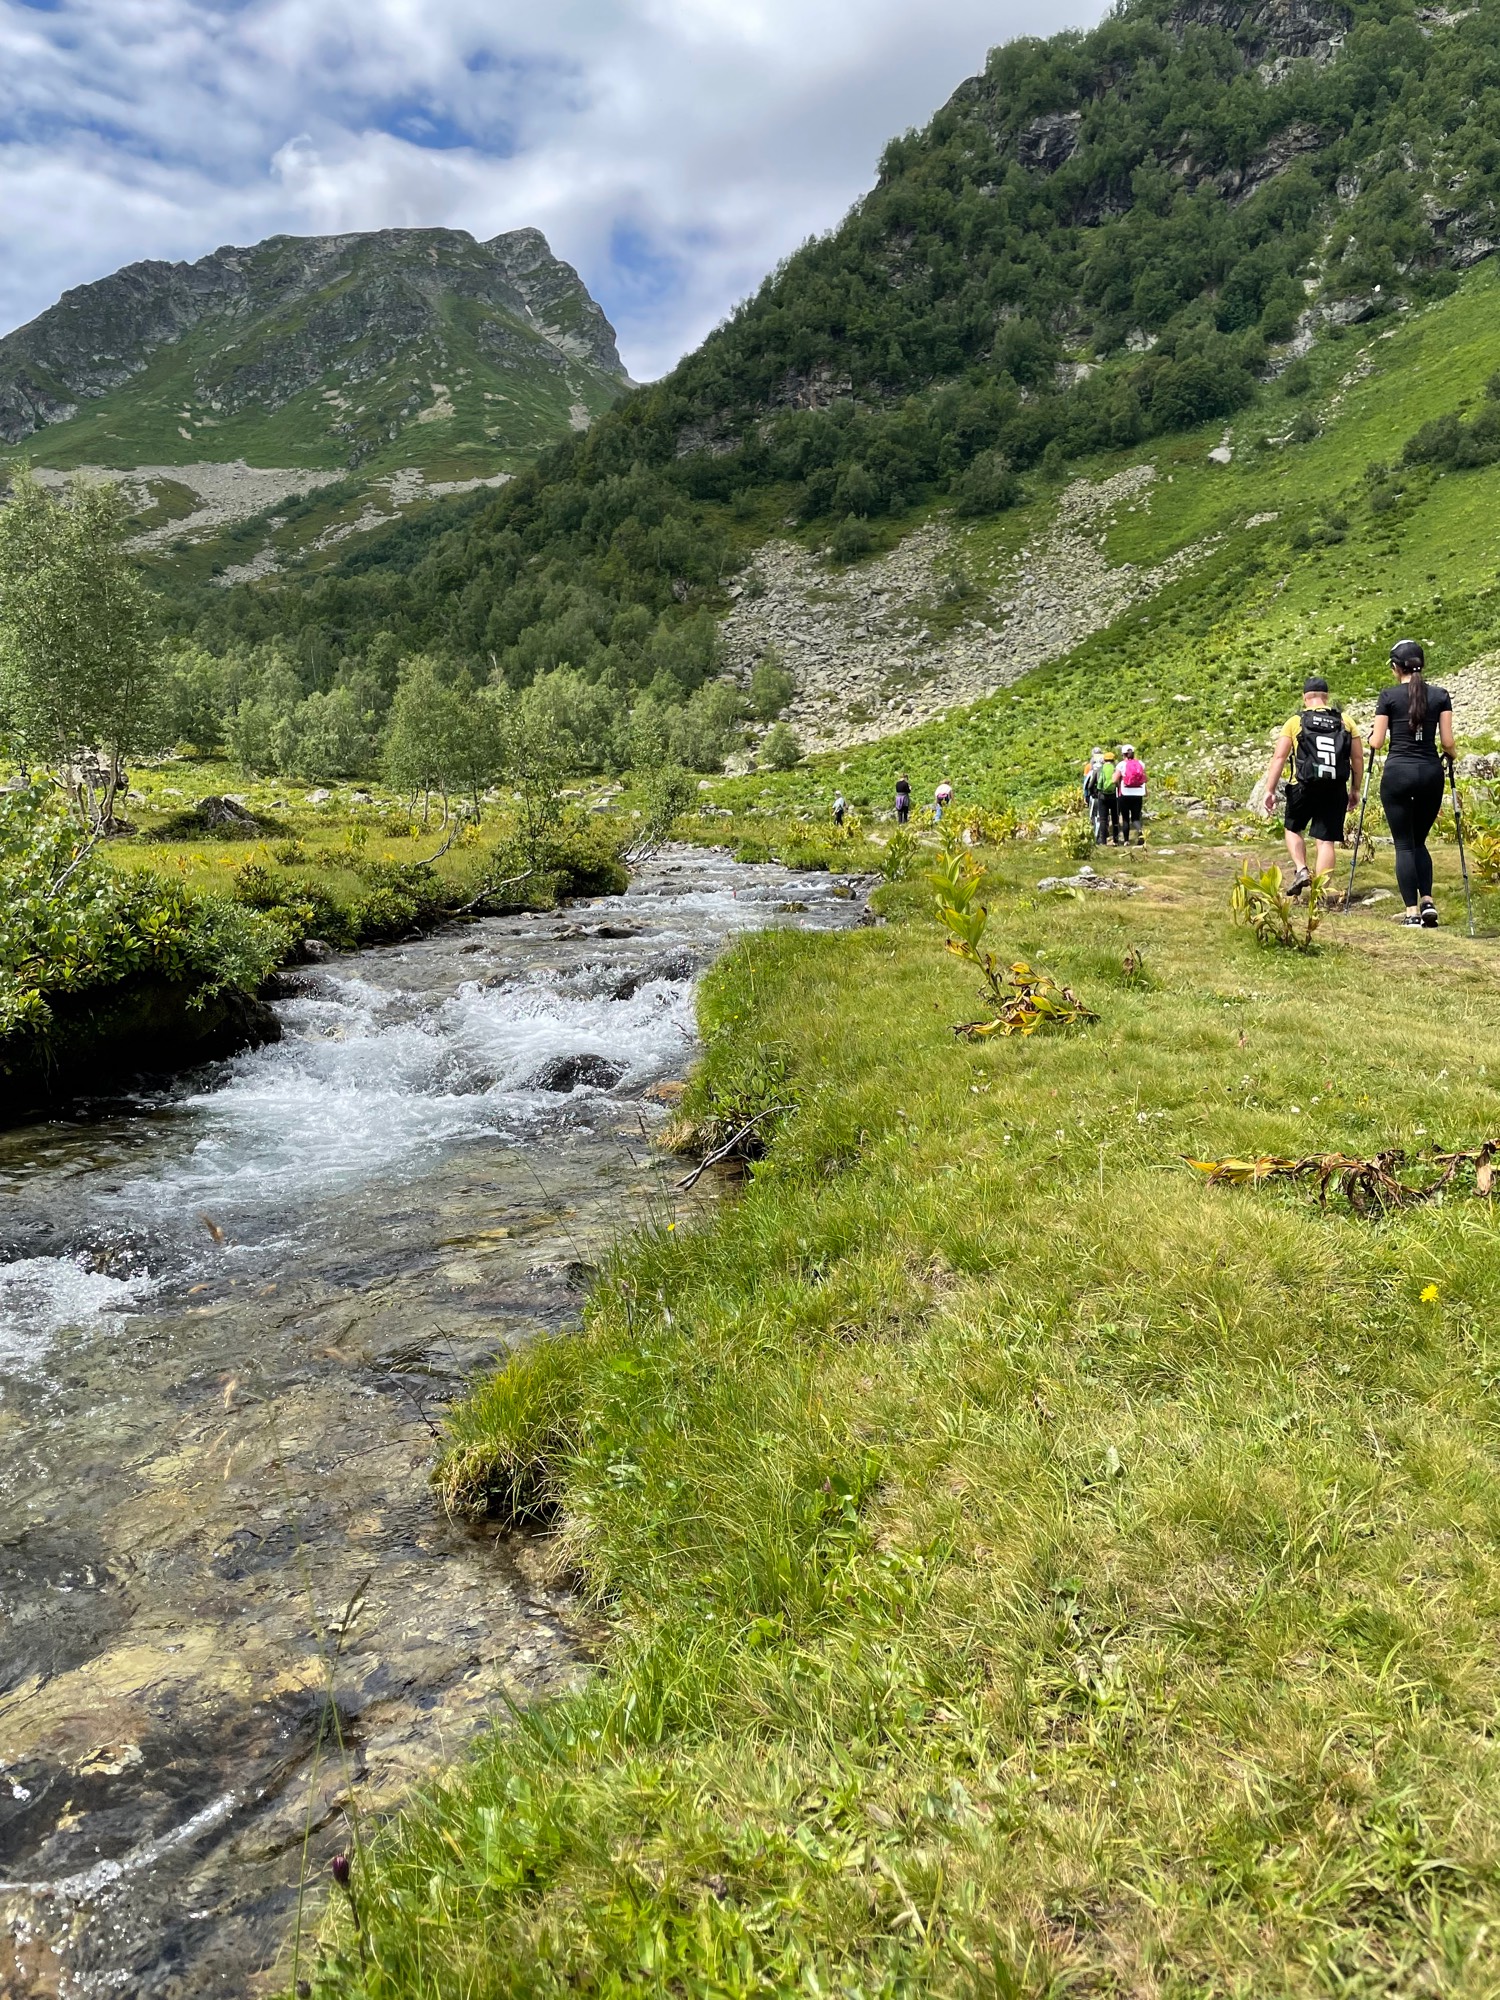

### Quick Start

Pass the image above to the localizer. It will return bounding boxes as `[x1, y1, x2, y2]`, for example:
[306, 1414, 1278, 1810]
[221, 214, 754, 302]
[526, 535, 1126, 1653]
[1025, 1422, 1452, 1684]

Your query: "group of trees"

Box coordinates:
[0, 474, 799, 822]
[155, 640, 793, 790]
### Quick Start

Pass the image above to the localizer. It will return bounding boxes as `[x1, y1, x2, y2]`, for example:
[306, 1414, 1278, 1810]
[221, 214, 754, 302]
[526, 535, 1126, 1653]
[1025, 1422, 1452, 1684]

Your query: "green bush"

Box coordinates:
[0, 788, 284, 1042]
[763, 723, 803, 771]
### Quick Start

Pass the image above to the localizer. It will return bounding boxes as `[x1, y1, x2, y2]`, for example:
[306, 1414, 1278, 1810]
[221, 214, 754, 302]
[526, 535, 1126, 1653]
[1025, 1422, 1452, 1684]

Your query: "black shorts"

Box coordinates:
[1283, 781, 1348, 842]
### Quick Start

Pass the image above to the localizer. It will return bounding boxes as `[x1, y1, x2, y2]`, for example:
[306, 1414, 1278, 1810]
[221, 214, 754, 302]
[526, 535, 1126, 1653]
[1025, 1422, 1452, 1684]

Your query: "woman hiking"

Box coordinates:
[1117, 744, 1147, 845]
[894, 774, 912, 825]
[1370, 639, 1454, 927]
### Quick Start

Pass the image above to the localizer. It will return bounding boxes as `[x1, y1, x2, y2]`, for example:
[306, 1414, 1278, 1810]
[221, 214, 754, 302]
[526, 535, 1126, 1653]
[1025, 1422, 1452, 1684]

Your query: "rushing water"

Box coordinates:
[0, 850, 869, 1998]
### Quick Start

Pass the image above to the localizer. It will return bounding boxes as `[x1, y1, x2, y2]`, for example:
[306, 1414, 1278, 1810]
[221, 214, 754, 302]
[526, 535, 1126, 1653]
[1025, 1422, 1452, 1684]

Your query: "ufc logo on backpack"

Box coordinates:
[1298, 709, 1352, 786]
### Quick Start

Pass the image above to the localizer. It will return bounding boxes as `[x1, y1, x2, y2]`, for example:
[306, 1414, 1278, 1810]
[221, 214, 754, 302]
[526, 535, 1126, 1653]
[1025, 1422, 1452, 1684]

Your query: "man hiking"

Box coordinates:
[832, 791, 847, 828]
[1261, 676, 1364, 895]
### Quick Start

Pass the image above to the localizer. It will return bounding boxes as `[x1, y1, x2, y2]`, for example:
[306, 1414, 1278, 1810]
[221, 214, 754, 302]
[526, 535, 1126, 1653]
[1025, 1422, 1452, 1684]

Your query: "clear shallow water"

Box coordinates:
[0, 850, 868, 1997]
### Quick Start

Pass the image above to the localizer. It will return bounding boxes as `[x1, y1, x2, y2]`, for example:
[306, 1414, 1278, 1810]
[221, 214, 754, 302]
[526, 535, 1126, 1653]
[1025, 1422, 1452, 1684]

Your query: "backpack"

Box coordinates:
[1120, 757, 1146, 789]
[1295, 707, 1351, 786]
[1097, 759, 1118, 795]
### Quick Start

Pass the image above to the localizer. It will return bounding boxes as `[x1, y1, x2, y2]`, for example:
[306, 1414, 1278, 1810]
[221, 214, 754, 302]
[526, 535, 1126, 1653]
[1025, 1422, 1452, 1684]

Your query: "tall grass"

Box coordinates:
[304, 837, 1500, 1997]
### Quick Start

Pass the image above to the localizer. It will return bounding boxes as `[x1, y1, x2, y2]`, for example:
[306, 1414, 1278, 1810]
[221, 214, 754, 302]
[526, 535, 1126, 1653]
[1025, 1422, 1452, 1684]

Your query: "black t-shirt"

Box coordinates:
[1377, 681, 1451, 763]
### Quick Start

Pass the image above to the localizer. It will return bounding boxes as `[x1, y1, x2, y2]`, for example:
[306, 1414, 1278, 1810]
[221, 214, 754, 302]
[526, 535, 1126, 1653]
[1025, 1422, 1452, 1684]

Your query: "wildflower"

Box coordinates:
[1420, 1283, 1440, 1305]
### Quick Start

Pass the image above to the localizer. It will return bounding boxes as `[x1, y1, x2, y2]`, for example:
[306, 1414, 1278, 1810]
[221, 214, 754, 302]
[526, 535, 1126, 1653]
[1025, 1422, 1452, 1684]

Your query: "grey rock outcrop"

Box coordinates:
[1018, 112, 1083, 174]
[1165, 0, 1351, 66]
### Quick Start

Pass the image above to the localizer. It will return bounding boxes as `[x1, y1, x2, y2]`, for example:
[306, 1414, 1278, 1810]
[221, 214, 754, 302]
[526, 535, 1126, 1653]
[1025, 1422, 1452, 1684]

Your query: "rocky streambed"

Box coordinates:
[0, 850, 869, 1998]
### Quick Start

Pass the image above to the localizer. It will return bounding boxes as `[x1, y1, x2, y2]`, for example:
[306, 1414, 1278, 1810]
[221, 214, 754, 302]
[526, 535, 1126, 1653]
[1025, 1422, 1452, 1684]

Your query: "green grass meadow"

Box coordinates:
[301, 813, 1500, 1997]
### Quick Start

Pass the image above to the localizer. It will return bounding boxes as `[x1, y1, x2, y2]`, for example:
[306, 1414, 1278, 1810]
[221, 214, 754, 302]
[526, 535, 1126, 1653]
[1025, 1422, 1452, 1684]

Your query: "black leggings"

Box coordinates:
[1381, 763, 1445, 907]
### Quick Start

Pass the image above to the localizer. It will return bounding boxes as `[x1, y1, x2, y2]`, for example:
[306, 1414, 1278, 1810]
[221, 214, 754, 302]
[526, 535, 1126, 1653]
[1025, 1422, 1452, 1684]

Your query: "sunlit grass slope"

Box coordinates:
[310, 827, 1500, 1997]
[716, 261, 1500, 817]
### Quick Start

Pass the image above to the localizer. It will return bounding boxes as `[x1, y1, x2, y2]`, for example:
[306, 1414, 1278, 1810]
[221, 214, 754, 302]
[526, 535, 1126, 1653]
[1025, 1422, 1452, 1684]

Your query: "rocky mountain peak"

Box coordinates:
[0, 226, 625, 449]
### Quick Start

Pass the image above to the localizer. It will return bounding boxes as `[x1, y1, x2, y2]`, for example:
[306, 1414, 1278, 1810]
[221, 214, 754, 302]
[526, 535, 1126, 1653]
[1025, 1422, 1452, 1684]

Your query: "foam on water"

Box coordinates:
[0, 1255, 152, 1359]
[1, 852, 867, 1342]
[100, 964, 695, 1228]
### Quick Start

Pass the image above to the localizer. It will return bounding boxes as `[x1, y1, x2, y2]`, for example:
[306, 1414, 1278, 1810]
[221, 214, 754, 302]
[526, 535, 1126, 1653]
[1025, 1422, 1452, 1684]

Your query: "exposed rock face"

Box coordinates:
[0, 227, 626, 446]
[1221, 122, 1324, 202]
[1018, 112, 1083, 174]
[1165, 0, 1351, 66]
[721, 466, 1213, 755]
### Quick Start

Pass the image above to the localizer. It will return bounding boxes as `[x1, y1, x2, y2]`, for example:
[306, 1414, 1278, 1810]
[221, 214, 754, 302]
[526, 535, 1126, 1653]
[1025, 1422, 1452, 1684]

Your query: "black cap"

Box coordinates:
[1303, 676, 1329, 694]
[1390, 639, 1425, 671]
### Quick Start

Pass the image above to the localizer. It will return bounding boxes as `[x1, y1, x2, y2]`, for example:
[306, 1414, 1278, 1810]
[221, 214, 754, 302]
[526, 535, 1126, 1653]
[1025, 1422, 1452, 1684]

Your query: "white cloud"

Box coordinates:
[1, 0, 1109, 381]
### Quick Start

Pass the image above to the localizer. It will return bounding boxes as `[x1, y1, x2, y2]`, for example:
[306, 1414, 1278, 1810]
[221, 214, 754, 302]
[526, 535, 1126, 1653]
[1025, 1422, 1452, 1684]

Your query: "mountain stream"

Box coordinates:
[0, 849, 869, 1997]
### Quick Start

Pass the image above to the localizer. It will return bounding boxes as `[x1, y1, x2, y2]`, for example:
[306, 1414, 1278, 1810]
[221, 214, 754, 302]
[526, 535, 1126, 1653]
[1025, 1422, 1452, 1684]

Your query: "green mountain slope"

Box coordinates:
[167, 0, 1499, 784]
[0, 226, 626, 480]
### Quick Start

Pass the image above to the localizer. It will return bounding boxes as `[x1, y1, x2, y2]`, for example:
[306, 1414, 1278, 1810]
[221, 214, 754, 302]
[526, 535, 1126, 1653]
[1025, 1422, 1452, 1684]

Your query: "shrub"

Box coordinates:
[0, 788, 284, 1042]
[829, 517, 874, 564]
[954, 449, 1021, 516]
[762, 723, 803, 771]
[748, 657, 795, 721]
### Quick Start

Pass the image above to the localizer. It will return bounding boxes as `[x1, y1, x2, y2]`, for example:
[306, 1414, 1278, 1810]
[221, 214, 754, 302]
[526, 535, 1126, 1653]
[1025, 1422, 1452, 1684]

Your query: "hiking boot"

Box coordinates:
[1420, 899, 1440, 927]
[1399, 912, 1424, 927]
[1289, 867, 1311, 899]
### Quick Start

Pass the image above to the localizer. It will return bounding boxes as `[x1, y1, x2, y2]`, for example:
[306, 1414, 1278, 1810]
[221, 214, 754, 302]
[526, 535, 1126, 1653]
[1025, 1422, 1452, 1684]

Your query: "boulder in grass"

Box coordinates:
[195, 795, 260, 831]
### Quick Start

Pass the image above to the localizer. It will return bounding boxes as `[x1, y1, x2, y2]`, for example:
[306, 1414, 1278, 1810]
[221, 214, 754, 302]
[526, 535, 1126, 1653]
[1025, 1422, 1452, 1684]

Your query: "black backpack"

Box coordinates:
[1295, 707, 1352, 786]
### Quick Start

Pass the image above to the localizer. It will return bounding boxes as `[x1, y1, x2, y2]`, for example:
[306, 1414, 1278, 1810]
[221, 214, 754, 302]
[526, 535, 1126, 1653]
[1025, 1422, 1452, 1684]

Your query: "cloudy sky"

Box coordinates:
[1, 0, 1108, 382]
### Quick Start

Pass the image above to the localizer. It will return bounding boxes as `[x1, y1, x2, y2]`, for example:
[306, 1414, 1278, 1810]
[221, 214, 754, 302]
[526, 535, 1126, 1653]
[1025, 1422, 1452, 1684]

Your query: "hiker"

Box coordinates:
[1092, 747, 1121, 846]
[1117, 744, 1147, 845]
[894, 774, 912, 825]
[1261, 676, 1363, 895]
[832, 791, 847, 828]
[1082, 746, 1105, 810]
[1369, 639, 1454, 927]
[934, 778, 954, 822]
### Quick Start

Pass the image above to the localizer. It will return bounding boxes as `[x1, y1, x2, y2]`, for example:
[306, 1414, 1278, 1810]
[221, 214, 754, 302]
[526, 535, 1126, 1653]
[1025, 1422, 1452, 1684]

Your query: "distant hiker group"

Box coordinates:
[824, 637, 1470, 937]
[1082, 744, 1148, 846]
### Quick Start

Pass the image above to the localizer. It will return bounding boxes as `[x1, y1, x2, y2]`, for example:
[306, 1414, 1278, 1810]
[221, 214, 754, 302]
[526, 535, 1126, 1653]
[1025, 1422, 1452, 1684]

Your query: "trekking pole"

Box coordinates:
[1345, 743, 1377, 911]
[1446, 752, 1477, 939]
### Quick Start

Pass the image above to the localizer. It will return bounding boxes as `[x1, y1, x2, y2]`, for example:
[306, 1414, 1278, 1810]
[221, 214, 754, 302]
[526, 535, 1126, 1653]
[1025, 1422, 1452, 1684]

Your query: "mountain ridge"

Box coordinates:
[0, 225, 627, 472]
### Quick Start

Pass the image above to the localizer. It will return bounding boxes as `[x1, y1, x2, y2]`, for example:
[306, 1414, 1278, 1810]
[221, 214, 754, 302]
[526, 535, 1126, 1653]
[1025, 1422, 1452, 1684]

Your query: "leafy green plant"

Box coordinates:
[0, 787, 283, 1042]
[1060, 805, 1096, 862]
[1229, 863, 1326, 951]
[931, 847, 1096, 1038]
[880, 826, 918, 881]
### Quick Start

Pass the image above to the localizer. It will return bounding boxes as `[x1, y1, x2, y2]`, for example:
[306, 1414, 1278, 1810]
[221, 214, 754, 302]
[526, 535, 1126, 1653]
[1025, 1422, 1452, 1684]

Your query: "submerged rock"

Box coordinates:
[527, 1052, 628, 1092]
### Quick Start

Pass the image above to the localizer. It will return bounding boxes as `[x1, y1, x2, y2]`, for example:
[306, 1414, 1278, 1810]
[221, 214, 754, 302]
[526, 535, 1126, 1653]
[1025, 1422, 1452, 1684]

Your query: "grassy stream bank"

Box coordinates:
[303, 824, 1500, 1997]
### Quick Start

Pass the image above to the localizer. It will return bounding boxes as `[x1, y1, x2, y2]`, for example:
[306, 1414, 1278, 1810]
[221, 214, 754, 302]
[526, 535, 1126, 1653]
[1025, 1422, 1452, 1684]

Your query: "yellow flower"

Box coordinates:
[1420, 1283, 1441, 1305]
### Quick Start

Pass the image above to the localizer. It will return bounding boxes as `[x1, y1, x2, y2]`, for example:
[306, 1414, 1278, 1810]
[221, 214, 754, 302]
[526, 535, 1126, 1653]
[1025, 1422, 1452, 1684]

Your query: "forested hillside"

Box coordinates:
[158, 0, 1500, 782]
